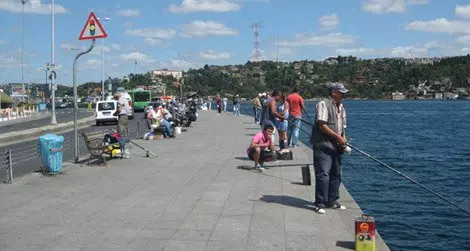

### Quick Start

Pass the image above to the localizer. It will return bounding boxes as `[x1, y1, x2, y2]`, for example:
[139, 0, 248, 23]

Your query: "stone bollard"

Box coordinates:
[301, 165, 311, 186]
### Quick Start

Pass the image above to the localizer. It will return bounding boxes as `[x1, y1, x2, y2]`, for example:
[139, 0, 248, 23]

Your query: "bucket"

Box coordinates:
[354, 214, 376, 251]
[175, 126, 182, 135]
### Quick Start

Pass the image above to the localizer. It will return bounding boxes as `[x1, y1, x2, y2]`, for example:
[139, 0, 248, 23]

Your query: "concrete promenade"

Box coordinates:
[0, 110, 389, 250]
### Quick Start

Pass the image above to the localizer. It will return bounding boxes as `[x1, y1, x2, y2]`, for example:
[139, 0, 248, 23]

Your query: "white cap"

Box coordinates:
[258, 93, 262, 96]
[262, 92, 266, 96]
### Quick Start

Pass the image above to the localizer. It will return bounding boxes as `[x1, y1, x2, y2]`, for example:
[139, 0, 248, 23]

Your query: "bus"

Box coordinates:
[129, 89, 151, 112]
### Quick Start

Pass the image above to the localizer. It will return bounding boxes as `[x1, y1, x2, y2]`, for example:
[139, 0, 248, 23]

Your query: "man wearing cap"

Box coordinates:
[310, 82, 348, 214]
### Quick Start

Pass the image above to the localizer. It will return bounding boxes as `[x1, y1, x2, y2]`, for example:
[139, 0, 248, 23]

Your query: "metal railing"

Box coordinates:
[0, 119, 149, 184]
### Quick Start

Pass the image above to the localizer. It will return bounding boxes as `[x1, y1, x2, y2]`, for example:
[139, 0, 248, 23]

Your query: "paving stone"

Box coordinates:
[0, 111, 389, 251]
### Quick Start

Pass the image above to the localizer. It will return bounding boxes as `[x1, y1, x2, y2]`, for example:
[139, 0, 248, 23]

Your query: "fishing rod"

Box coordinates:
[297, 107, 470, 215]
[347, 143, 470, 216]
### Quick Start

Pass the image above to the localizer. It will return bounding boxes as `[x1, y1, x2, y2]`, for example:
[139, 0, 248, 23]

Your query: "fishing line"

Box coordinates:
[291, 120, 377, 184]
[347, 144, 470, 216]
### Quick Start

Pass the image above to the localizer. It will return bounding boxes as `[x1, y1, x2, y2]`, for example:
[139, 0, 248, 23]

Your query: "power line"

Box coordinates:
[249, 22, 263, 62]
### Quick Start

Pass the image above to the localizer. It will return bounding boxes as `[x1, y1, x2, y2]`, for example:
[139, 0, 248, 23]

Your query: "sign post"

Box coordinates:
[73, 12, 107, 162]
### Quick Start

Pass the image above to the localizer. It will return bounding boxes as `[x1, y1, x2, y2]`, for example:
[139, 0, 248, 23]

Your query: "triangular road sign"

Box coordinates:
[78, 12, 107, 40]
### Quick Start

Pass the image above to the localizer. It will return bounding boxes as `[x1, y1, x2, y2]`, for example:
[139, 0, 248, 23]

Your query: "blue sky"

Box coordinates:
[1, 0, 470, 84]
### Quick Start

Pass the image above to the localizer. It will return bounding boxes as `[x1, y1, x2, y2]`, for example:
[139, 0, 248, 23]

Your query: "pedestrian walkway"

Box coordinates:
[0, 110, 389, 250]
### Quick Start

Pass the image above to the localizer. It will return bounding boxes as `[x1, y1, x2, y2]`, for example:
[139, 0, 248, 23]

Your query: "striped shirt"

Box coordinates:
[315, 99, 347, 135]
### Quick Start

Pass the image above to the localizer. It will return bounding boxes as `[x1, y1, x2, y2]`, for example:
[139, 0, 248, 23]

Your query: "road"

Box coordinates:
[0, 108, 94, 134]
[0, 113, 148, 182]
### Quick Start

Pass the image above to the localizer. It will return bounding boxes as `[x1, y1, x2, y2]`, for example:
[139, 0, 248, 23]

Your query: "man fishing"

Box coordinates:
[310, 82, 348, 214]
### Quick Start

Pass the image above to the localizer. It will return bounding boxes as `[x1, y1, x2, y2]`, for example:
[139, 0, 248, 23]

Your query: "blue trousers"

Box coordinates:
[288, 116, 301, 146]
[160, 119, 172, 137]
[252, 107, 260, 123]
[313, 146, 342, 208]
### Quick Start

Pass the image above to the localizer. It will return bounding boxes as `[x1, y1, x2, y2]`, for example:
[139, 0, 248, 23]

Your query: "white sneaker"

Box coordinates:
[329, 203, 346, 210]
[254, 166, 265, 172]
[313, 205, 326, 214]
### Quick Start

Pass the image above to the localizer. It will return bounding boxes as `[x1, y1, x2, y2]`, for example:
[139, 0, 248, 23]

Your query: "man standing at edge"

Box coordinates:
[286, 87, 304, 148]
[114, 92, 130, 139]
[310, 83, 348, 214]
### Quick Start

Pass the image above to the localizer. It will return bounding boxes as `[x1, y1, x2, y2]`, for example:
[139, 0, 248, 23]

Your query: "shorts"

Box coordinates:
[276, 120, 288, 131]
[248, 148, 277, 162]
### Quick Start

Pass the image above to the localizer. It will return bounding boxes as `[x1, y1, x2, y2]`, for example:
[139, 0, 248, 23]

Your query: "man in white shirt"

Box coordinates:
[114, 92, 130, 138]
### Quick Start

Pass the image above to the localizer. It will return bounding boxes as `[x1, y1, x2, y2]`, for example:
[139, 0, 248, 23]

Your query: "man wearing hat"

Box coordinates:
[310, 82, 348, 214]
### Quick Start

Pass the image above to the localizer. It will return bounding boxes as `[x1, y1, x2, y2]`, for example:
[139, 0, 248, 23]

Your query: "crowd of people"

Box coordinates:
[247, 83, 350, 214]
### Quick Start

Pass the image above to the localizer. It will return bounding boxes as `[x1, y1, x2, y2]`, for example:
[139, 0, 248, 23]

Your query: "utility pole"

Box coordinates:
[97, 17, 110, 100]
[20, 0, 29, 102]
[50, 0, 57, 124]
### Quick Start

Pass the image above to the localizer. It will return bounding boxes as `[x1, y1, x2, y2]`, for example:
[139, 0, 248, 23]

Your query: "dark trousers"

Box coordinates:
[313, 146, 342, 208]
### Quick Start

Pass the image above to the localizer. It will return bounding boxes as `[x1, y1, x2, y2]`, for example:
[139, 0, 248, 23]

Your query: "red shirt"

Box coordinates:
[286, 93, 304, 117]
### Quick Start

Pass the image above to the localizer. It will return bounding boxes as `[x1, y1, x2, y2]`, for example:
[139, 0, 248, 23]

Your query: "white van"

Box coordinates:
[106, 93, 134, 120]
[95, 100, 118, 126]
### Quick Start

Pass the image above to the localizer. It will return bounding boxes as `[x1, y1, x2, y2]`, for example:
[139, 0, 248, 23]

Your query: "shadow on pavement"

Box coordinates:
[336, 241, 355, 250]
[259, 195, 314, 211]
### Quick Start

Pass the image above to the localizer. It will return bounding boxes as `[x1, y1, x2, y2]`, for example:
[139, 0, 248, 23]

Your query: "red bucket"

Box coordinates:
[354, 214, 376, 251]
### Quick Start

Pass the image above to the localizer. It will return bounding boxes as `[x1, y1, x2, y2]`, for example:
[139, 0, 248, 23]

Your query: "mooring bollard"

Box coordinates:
[301, 165, 311, 185]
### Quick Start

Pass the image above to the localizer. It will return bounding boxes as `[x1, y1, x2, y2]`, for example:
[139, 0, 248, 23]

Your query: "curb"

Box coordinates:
[0, 115, 96, 148]
[0, 113, 51, 128]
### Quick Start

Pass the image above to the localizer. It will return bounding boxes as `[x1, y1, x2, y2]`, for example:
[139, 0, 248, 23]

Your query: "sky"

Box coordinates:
[0, 0, 470, 84]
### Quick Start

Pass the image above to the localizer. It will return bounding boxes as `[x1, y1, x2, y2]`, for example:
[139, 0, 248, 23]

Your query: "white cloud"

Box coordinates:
[121, 52, 156, 64]
[405, 18, 470, 34]
[319, 14, 339, 30]
[456, 35, 470, 44]
[0, 54, 20, 68]
[336, 46, 431, 58]
[144, 38, 161, 46]
[0, 40, 9, 45]
[125, 28, 176, 39]
[362, 0, 428, 14]
[180, 20, 239, 38]
[0, 0, 68, 14]
[158, 59, 194, 71]
[85, 59, 102, 67]
[456, 5, 470, 19]
[277, 33, 357, 48]
[89, 45, 112, 56]
[169, 0, 241, 13]
[199, 50, 232, 60]
[111, 63, 119, 68]
[79, 59, 102, 70]
[117, 8, 140, 17]
[60, 43, 86, 51]
[336, 40, 469, 58]
[111, 44, 121, 51]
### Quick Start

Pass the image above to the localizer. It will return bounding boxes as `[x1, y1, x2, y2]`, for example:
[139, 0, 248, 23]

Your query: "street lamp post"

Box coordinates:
[0, 89, 3, 110]
[50, 0, 57, 124]
[20, 0, 29, 102]
[97, 17, 110, 100]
